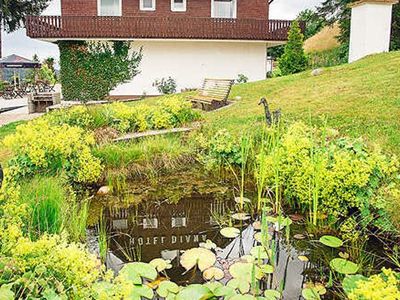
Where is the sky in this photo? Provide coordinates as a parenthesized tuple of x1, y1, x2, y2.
(2, 0, 323, 63)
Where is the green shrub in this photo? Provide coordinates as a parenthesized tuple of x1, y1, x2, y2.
(279, 21, 308, 75)
(59, 41, 142, 102)
(153, 76, 177, 94)
(2, 118, 103, 183)
(308, 46, 348, 69)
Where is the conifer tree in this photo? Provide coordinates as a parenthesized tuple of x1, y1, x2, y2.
(278, 21, 308, 76)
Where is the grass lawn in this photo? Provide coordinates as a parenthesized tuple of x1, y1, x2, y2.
(208, 51, 400, 154)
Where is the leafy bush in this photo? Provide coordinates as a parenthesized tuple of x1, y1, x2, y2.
(308, 46, 348, 69)
(2, 119, 103, 183)
(59, 41, 142, 102)
(46, 97, 201, 134)
(279, 21, 308, 75)
(153, 76, 177, 94)
(258, 122, 399, 230)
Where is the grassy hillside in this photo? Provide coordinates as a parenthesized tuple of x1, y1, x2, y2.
(208, 51, 400, 154)
(304, 23, 341, 53)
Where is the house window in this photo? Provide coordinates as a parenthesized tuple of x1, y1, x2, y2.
(143, 218, 158, 229)
(98, 0, 122, 16)
(171, 0, 186, 12)
(140, 0, 156, 11)
(212, 0, 236, 18)
(172, 217, 187, 228)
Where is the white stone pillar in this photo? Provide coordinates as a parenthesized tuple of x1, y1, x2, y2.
(349, 0, 398, 63)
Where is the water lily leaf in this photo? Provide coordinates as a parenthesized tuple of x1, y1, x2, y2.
(260, 264, 274, 274)
(342, 275, 368, 295)
(264, 289, 281, 300)
(230, 295, 256, 300)
(250, 246, 271, 260)
(229, 262, 263, 282)
(199, 239, 217, 250)
(274, 216, 292, 231)
(302, 288, 321, 300)
(265, 216, 277, 223)
(227, 278, 251, 294)
(150, 258, 172, 272)
(234, 197, 252, 204)
(220, 227, 240, 238)
(157, 281, 179, 298)
(119, 262, 158, 284)
(204, 282, 223, 293)
(0, 285, 15, 300)
(176, 284, 213, 300)
(298, 255, 309, 262)
(319, 236, 343, 248)
(232, 213, 251, 221)
(203, 267, 224, 281)
(253, 221, 262, 230)
(180, 248, 216, 272)
(330, 258, 359, 275)
(127, 284, 154, 300)
(254, 232, 272, 243)
(240, 255, 256, 263)
(339, 252, 350, 259)
(314, 283, 327, 296)
(214, 285, 237, 298)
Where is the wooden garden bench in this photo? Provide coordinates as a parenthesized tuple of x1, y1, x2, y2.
(190, 78, 234, 111)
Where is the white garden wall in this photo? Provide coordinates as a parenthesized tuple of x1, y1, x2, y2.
(110, 40, 268, 96)
(349, 2, 396, 63)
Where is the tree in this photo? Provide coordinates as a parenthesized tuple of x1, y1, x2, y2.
(278, 21, 308, 76)
(0, 0, 51, 57)
(317, 0, 400, 53)
(298, 9, 327, 39)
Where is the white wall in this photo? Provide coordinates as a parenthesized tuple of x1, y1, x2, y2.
(110, 40, 267, 96)
(349, 2, 394, 63)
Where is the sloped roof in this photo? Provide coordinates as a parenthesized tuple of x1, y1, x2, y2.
(0, 54, 41, 68)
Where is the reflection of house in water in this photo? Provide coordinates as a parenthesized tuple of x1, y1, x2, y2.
(105, 196, 234, 266)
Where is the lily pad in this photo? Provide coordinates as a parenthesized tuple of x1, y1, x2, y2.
(232, 213, 251, 221)
(180, 248, 216, 272)
(240, 255, 256, 263)
(157, 281, 179, 298)
(330, 258, 359, 275)
(0, 285, 15, 300)
(203, 267, 225, 281)
(227, 278, 251, 294)
(302, 288, 321, 300)
(204, 282, 223, 293)
(126, 284, 154, 300)
(214, 285, 237, 298)
(250, 246, 271, 260)
(319, 236, 343, 248)
(264, 289, 281, 300)
(254, 232, 272, 243)
(119, 262, 158, 284)
(150, 258, 172, 272)
(260, 264, 274, 274)
(220, 227, 240, 238)
(199, 239, 217, 250)
(176, 284, 213, 300)
(230, 295, 257, 300)
(274, 216, 292, 231)
(229, 262, 263, 282)
(298, 255, 309, 262)
(339, 252, 350, 259)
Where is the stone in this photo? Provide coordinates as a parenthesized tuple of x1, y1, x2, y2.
(235, 96, 242, 101)
(311, 68, 324, 76)
(97, 186, 111, 196)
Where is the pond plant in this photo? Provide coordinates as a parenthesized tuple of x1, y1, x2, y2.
(0, 95, 400, 299)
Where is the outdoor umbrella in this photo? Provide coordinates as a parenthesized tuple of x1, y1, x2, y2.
(0, 54, 41, 87)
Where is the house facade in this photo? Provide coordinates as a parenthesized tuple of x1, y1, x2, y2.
(27, 0, 300, 96)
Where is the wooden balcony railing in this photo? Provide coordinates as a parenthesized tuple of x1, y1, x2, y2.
(26, 16, 303, 41)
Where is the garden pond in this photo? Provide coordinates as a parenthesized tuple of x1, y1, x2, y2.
(87, 168, 395, 299)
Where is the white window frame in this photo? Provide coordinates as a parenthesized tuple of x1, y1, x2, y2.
(140, 0, 156, 11)
(171, 0, 187, 12)
(211, 0, 237, 19)
(97, 0, 122, 16)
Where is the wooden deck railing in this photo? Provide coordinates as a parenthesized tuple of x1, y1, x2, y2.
(26, 16, 302, 41)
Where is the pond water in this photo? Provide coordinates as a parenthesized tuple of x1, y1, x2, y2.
(87, 168, 393, 299)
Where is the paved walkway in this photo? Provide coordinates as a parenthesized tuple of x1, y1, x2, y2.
(0, 97, 42, 127)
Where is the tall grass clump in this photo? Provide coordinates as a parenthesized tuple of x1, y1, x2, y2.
(19, 176, 68, 238)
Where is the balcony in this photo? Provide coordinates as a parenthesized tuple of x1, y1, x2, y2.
(26, 16, 302, 41)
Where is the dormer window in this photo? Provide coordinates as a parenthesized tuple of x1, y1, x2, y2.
(211, 0, 237, 19)
(140, 0, 156, 11)
(171, 0, 187, 12)
(98, 0, 122, 16)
